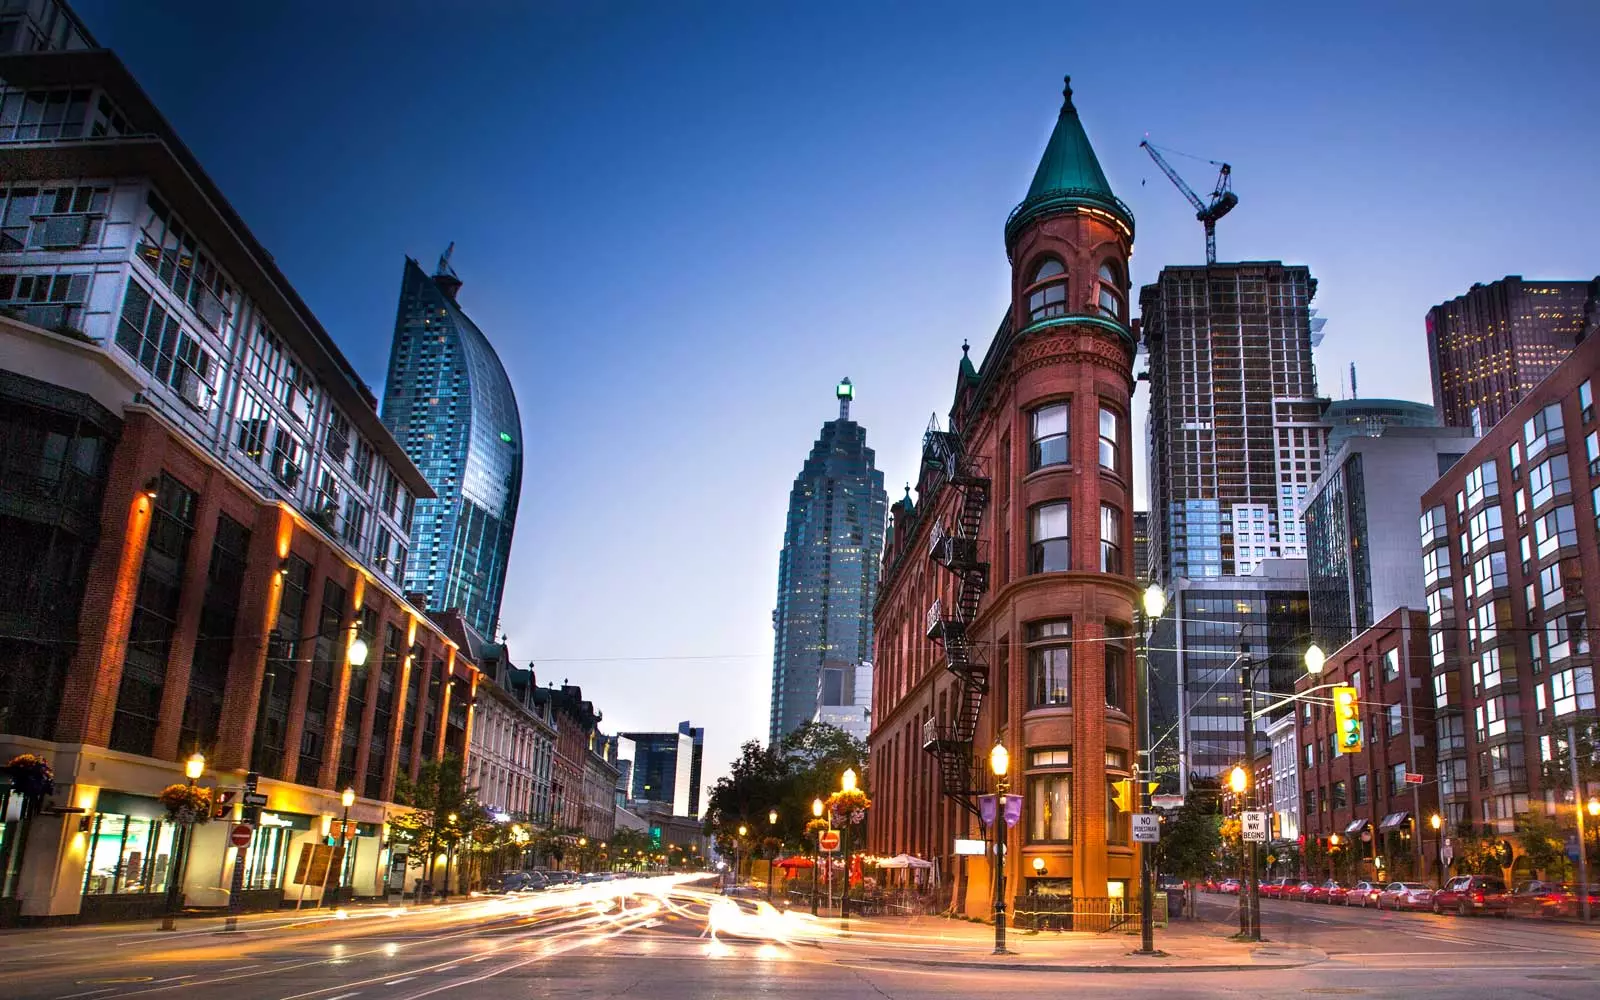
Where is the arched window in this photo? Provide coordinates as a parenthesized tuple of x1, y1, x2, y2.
(1026, 257, 1068, 322)
(1096, 261, 1124, 320)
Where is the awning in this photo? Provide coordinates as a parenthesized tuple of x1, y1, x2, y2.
(1344, 818, 1370, 835)
(1378, 812, 1411, 831)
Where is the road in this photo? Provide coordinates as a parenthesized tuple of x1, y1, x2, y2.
(1, 877, 1596, 1000)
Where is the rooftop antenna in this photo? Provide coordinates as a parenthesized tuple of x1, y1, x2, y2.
(1350, 362, 1358, 400)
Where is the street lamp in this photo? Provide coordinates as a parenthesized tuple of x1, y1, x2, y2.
(736, 823, 748, 887)
(767, 809, 779, 902)
(1228, 763, 1258, 939)
(1429, 813, 1443, 887)
(990, 740, 1010, 955)
(1303, 643, 1326, 676)
(331, 787, 354, 907)
(811, 797, 824, 916)
(840, 767, 858, 923)
(348, 635, 369, 666)
(1135, 584, 1166, 956)
(161, 753, 207, 931)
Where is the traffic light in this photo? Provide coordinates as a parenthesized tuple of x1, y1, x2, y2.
(1111, 779, 1133, 813)
(1332, 685, 1361, 754)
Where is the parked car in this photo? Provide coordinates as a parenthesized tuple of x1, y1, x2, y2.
(1556, 884, 1600, 920)
(1260, 877, 1294, 899)
(1218, 878, 1241, 895)
(1308, 880, 1344, 904)
(1508, 880, 1567, 919)
(1377, 882, 1433, 911)
(1280, 880, 1313, 901)
(1202, 877, 1221, 893)
(1432, 874, 1510, 916)
(499, 871, 550, 893)
(1345, 880, 1382, 907)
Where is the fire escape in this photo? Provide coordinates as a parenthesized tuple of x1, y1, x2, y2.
(920, 418, 991, 817)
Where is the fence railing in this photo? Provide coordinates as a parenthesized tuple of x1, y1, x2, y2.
(1010, 894, 1166, 932)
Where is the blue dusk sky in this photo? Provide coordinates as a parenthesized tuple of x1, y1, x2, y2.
(74, 0, 1600, 795)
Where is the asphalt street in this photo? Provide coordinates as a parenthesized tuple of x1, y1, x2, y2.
(1, 877, 1596, 1000)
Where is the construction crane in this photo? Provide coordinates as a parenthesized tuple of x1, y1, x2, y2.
(1140, 140, 1237, 264)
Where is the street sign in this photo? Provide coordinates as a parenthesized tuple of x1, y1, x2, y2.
(229, 824, 254, 848)
(1151, 794, 1185, 810)
(242, 792, 268, 807)
(1241, 811, 1268, 843)
(1132, 813, 1161, 843)
(953, 838, 986, 856)
(1404, 772, 1425, 785)
(818, 830, 840, 853)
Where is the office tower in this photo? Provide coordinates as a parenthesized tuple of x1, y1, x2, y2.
(769, 380, 887, 744)
(814, 660, 872, 741)
(1426, 276, 1600, 432)
(1142, 262, 1327, 584)
(620, 721, 702, 818)
(1133, 510, 1150, 582)
(381, 251, 522, 637)
(1303, 426, 1473, 648)
(1321, 397, 1440, 458)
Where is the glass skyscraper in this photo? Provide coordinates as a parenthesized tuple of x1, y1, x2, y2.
(381, 249, 522, 637)
(769, 380, 886, 745)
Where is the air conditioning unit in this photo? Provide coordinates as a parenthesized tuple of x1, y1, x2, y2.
(176, 368, 212, 411)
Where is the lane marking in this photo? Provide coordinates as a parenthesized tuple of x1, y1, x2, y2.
(152, 976, 196, 983)
(220, 965, 260, 973)
(323, 993, 362, 1000)
(55, 990, 119, 999)
(381, 978, 415, 986)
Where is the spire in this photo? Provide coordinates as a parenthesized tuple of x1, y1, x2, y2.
(433, 242, 463, 302)
(959, 339, 977, 380)
(1005, 75, 1134, 253)
(836, 377, 854, 420)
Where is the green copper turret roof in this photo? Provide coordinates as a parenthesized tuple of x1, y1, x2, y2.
(959, 340, 977, 381)
(1005, 76, 1134, 254)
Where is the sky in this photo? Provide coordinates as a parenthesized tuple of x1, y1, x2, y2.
(74, 0, 1600, 799)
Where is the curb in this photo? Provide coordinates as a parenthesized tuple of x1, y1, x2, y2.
(855, 956, 1320, 975)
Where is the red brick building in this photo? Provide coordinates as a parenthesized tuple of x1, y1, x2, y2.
(1421, 326, 1600, 841)
(1295, 609, 1439, 883)
(869, 78, 1142, 912)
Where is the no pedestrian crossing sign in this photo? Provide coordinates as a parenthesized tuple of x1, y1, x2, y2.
(1132, 814, 1160, 843)
(1241, 811, 1269, 843)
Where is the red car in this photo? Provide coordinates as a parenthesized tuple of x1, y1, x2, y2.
(1309, 880, 1346, 904)
(1345, 880, 1382, 907)
(1260, 877, 1294, 899)
(1218, 878, 1241, 895)
(1431, 874, 1510, 916)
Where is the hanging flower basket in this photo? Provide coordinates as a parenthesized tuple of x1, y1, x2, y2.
(5, 753, 55, 802)
(827, 788, 872, 827)
(158, 783, 214, 824)
(805, 817, 830, 839)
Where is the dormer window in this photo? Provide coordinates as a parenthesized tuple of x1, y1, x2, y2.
(1026, 258, 1068, 322)
(1096, 262, 1124, 320)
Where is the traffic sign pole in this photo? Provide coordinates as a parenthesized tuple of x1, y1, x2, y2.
(224, 771, 260, 932)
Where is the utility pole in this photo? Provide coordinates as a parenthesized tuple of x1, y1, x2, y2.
(1240, 642, 1260, 941)
(1572, 723, 1592, 925)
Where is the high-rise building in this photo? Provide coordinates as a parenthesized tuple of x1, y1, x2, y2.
(814, 660, 872, 741)
(1133, 510, 1150, 583)
(1321, 397, 1441, 458)
(381, 251, 522, 637)
(1303, 426, 1473, 649)
(1421, 330, 1600, 834)
(769, 380, 887, 744)
(1141, 263, 1327, 585)
(620, 721, 702, 818)
(1426, 276, 1600, 432)
(870, 77, 1144, 907)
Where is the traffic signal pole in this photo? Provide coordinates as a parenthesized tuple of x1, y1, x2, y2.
(1240, 644, 1260, 941)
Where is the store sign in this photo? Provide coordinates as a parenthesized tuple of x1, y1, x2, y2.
(953, 838, 986, 856)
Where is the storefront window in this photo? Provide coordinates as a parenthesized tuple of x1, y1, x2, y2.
(81, 811, 178, 895)
(241, 811, 310, 890)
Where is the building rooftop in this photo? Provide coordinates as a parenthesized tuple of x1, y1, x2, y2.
(1004, 76, 1133, 252)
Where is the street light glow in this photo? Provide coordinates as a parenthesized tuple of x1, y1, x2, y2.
(1429, 813, 1442, 831)
(1303, 643, 1326, 675)
(341, 787, 355, 809)
(184, 752, 205, 781)
(1228, 765, 1248, 794)
(738, 824, 747, 837)
(841, 768, 857, 792)
(348, 636, 369, 667)
(812, 797, 823, 818)
(768, 809, 778, 825)
(989, 741, 1009, 778)
(1589, 797, 1600, 818)
(1141, 584, 1167, 620)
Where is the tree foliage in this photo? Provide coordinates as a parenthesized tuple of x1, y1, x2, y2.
(703, 723, 868, 849)
(1155, 796, 1223, 879)
(391, 754, 483, 869)
(1515, 811, 1571, 879)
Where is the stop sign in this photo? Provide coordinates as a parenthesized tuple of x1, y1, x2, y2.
(818, 830, 840, 852)
(229, 823, 254, 848)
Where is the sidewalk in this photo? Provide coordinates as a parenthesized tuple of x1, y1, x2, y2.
(833, 913, 1327, 973)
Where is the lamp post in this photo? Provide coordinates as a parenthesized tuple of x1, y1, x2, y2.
(989, 742, 1010, 954)
(160, 752, 206, 931)
(1135, 584, 1166, 955)
(1229, 763, 1257, 940)
(766, 808, 779, 902)
(442, 812, 458, 899)
(1428, 813, 1443, 887)
(736, 824, 747, 887)
(840, 767, 857, 924)
(329, 787, 354, 907)
(811, 797, 823, 916)
(1572, 719, 1596, 923)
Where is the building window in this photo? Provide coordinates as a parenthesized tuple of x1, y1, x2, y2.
(80, 810, 179, 896)
(1331, 780, 1347, 809)
(1025, 257, 1067, 322)
(1098, 405, 1120, 472)
(1030, 403, 1069, 470)
(1027, 773, 1071, 842)
(1389, 762, 1407, 796)
(1551, 666, 1596, 717)
(1467, 506, 1503, 551)
(1386, 703, 1403, 738)
(1354, 774, 1369, 805)
(1464, 460, 1499, 508)
(1304, 743, 1314, 769)
(1099, 504, 1122, 574)
(1027, 620, 1072, 708)
(1382, 648, 1401, 683)
(1096, 262, 1123, 320)
(1525, 403, 1565, 458)
(1104, 622, 1129, 712)
(1529, 454, 1570, 508)
(1029, 501, 1070, 573)
(1420, 505, 1448, 546)
(1582, 380, 1595, 423)
(1535, 504, 1577, 558)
